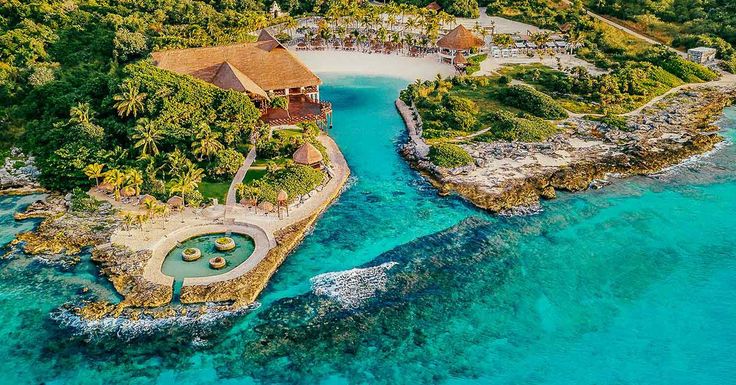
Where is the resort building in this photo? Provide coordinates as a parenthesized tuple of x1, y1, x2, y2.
(151, 30, 331, 126)
(687, 47, 717, 64)
(436, 25, 486, 64)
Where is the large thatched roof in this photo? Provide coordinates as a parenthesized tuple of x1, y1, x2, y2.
(437, 25, 485, 50)
(292, 142, 323, 165)
(151, 31, 321, 93)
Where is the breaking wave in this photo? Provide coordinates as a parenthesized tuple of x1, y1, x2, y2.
(311, 262, 398, 309)
(50, 302, 259, 342)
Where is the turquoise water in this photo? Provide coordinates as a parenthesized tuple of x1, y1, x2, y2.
(0, 75, 735, 384)
(161, 234, 256, 279)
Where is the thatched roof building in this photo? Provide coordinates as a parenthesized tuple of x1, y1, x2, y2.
(292, 142, 323, 166)
(437, 25, 485, 51)
(426, 1, 442, 11)
(151, 30, 321, 102)
(453, 51, 468, 65)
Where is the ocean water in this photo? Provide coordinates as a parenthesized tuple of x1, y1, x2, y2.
(0, 75, 735, 384)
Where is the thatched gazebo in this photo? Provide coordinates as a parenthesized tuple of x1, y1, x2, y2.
(292, 142, 323, 168)
(436, 25, 485, 64)
(426, 1, 442, 11)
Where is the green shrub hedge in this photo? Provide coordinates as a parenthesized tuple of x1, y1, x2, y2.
(479, 110, 560, 142)
(428, 143, 474, 168)
(501, 85, 568, 120)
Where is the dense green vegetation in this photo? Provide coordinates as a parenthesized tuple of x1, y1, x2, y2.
(588, 0, 736, 71)
(402, 75, 563, 151)
(428, 143, 474, 168)
(500, 85, 568, 119)
(237, 163, 325, 204)
(0, 0, 335, 207)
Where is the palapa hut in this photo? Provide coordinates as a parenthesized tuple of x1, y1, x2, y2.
(453, 51, 468, 69)
(425, 1, 442, 11)
(436, 25, 486, 64)
(292, 142, 323, 168)
(167, 196, 184, 209)
(151, 30, 331, 125)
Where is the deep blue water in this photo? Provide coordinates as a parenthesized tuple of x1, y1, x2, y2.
(0, 75, 734, 384)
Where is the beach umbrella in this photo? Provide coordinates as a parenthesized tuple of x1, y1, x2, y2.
(167, 196, 184, 209)
(258, 201, 274, 215)
(277, 190, 289, 218)
(140, 194, 157, 206)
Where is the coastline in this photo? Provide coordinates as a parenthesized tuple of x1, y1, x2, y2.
(398, 86, 736, 213)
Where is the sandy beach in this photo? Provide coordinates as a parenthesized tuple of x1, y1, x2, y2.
(296, 50, 455, 80)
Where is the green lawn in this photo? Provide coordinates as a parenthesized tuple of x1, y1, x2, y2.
(199, 181, 229, 203)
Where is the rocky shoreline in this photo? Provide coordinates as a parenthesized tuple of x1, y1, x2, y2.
(400, 86, 735, 213)
(0, 148, 43, 196)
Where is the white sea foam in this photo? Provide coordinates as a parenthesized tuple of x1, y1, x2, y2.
(311, 262, 398, 310)
(50, 302, 259, 342)
(499, 204, 544, 217)
(650, 139, 731, 177)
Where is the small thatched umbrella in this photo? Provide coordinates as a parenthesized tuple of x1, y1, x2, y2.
(140, 194, 157, 206)
(258, 201, 274, 216)
(167, 196, 184, 210)
(98, 182, 114, 193)
(293, 142, 323, 168)
(121, 186, 136, 198)
(277, 189, 289, 218)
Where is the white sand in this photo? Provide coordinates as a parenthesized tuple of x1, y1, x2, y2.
(295, 50, 455, 80)
(452, 8, 544, 34)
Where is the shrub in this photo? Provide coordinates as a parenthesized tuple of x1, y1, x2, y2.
(212, 148, 245, 178)
(250, 164, 324, 203)
(428, 143, 474, 168)
(481, 110, 560, 142)
(501, 85, 568, 119)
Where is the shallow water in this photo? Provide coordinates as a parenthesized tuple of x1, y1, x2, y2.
(1, 75, 735, 384)
(162, 234, 256, 279)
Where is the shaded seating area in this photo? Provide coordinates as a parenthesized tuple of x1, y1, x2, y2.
(261, 95, 332, 126)
(293, 142, 323, 168)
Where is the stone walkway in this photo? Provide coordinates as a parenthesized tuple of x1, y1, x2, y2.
(225, 146, 256, 206)
(395, 99, 430, 159)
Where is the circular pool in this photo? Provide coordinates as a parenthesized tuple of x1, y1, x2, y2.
(161, 233, 256, 279)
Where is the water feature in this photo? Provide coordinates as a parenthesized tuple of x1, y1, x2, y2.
(0, 75, 734, 384)
(161, 233, 256, 279)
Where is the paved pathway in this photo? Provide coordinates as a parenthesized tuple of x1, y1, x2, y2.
(562, 0, 685, 57)
(396, 99, 430, 159)
(226, 146, 256, 206)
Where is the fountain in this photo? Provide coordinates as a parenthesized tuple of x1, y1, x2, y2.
(209, 256, 226, 270)
(214, 236, 236, 251)
(181, 247, 202, 262)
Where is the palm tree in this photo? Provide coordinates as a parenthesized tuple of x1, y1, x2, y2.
(192, 125, 224, 161)
(113, 82, 147, 118)
(84, 163, 105, 187)
(135, 213, 148, 231)
(167, 148, 188, 177)
(124, 168, 144, 196)
(121, 211, 135, 234)
(132, 118, 163, 158)
(103, 168, 126, 201)
(169, 165, 203, 206)
(69, 102, 93, 126)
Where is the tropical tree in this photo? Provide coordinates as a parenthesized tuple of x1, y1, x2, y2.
(271, 96, 290, 118)
(84, 163, 105, 187)
(121, 211, 135, 233)
(124, 168, 144, 196)
(113, 81, 147, 118)
(169, 164, 204, 205)
(192, 125, 224, 161)
(131, 118, 163, 158)
(103, 168, 126, 201)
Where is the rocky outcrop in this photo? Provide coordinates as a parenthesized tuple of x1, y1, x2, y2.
(0, 148, 43, 195)
(90, 245, 172, 309)
(401, 87, 734, 213)
(11, 195, 118, 258)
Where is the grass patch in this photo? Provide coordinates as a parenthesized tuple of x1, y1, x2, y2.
(199, 181, 230, 203)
